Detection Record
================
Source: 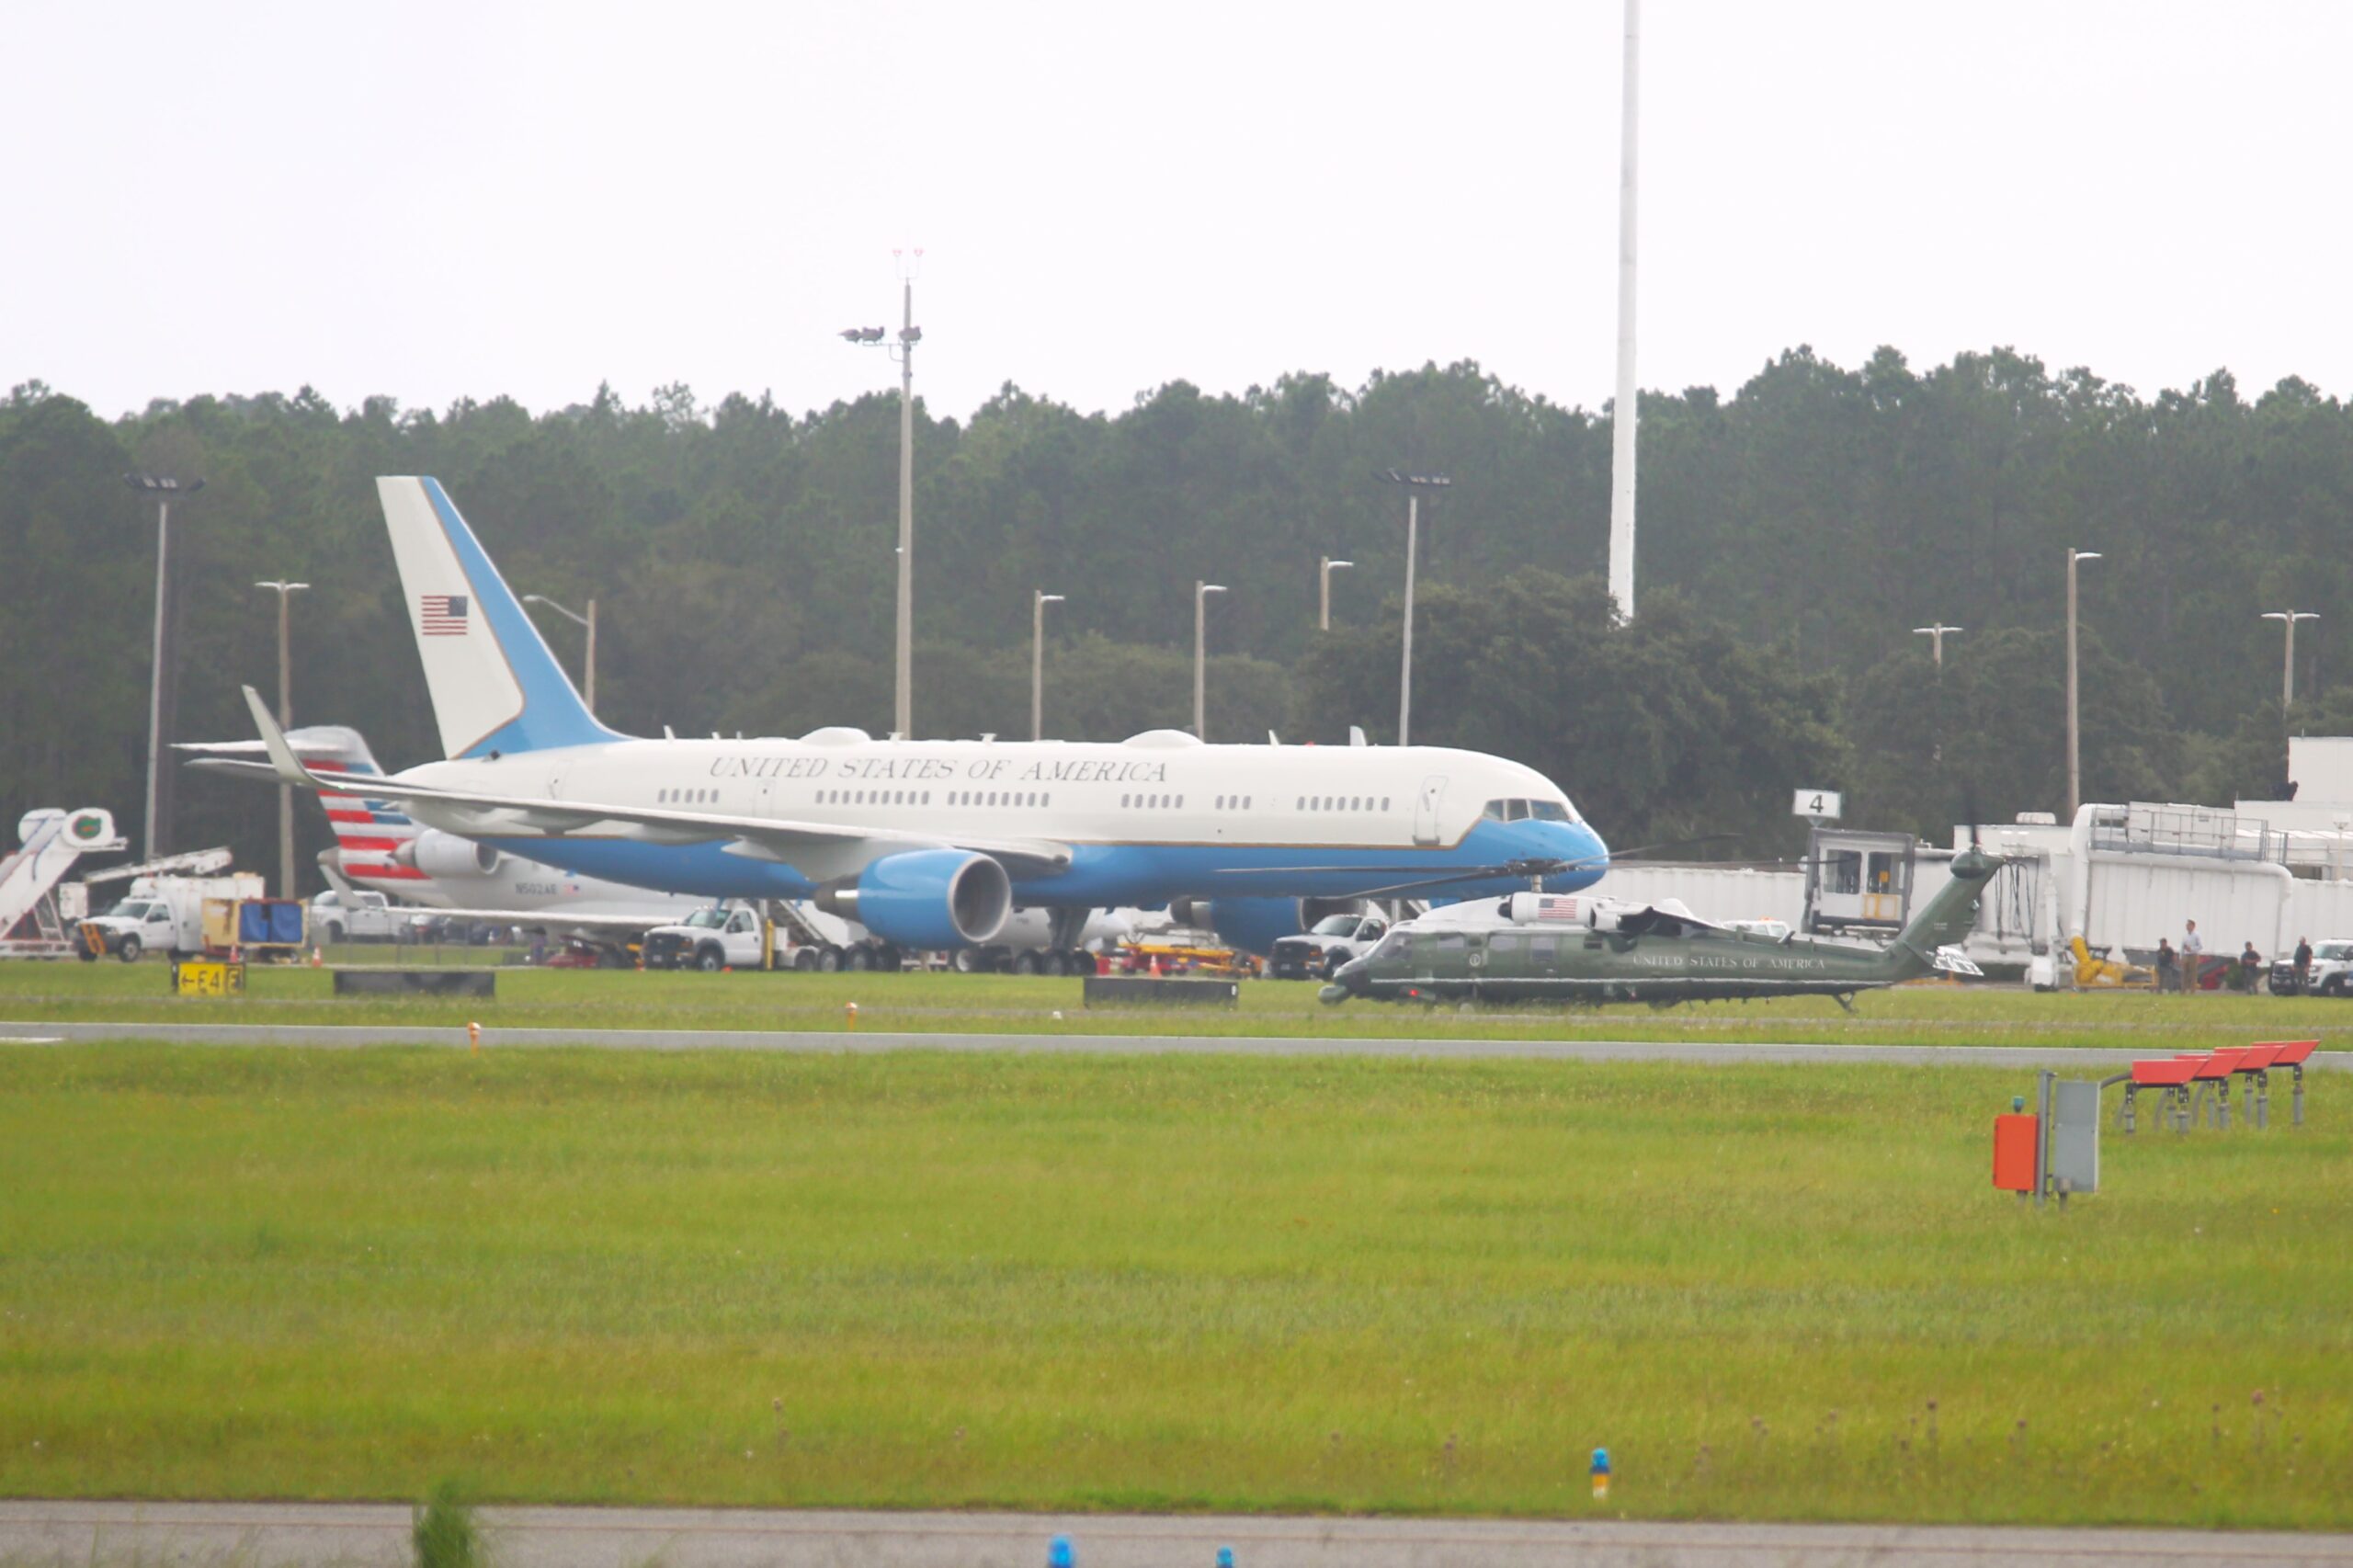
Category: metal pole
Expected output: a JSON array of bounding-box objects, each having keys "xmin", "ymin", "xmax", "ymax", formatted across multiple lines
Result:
[
  {"xmin": 584, "ymin": 597, "xmax": 597, "ymax": 716},
  {"xmin": 1400, "ymin": 495, "xmax": 1419, "ymax": 746},
  {"xmin": 1194, "ymin": 583, "xmax": 1207, "ymax": 740},
  {"xmin": 276, "ymin": 589, "xmax": 294, "ymax": 896},
  {"xmin": 144, "ymin": 499, "xmax": 169, "ymax": 861},
  {"xmin": 2066, "ymin": 551, "xmax": 2097, "ymax": 820},
  {"xmin": 1606, "ymin": 0, "xmax": 1642, "ymax": 621},
  {"xmin": 2034, "ymin": 1069, "xmax": 2053, "ymax": 1208},
  {"xmin": 1031, "ymin": 591, "xmax": 1063, "ymax": 742},
  {"xmin": 895, "ymin": 278, "xmax": 915, "ymax": 740},
  {"xmin": 1321, "ymin": 556, "xmax": 1331, "ymax": 632}
]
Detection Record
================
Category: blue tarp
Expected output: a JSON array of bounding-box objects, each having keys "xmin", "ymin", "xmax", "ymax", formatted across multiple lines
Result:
[{"xmin": 236, "ymin": 901, "xmax": 305, "ymax": 944}]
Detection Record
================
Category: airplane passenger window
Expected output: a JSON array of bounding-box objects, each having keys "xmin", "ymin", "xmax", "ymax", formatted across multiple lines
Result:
[
  {"xmin": 1243, "ymin": 796, "xmax": 1251, "ymax": 809},
  {"xmin": 1297, "ymin": 797, "xmax": 1306, "ymax": 810},
  {"xmin": 1175, "ymin": 796, "xmax": 1182, "ymax": 808},
  {"xmin": 1381, "ymin": 798, "xmax": 1391, "ymax": 811},
  {"xmin": 1122, "ymin": 794, "xmax": 1131, "ymax": 808}
]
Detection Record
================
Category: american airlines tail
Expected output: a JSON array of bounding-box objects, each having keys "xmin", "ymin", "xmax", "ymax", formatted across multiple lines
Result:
[
  {"xmin": 176, "ymin": 725, "xmax": 426, "ymax": 887},
  {"xmin": 377, "ymin": 477, "xmax": 620, "ymax": 759}
]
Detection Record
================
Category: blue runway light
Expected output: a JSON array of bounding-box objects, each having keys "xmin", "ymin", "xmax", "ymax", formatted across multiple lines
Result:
[
  {"xmin": 1048, "ymin": 1533, "xmax": 1075, "ymax": 1567},
  {"xmin": 1590, "ymin": 1445, "xmax": 1611, "ymax": 1501},
  {"xmin": 1217, "ymin": 1549, "xmax": 1235, "ymax": 1567}
]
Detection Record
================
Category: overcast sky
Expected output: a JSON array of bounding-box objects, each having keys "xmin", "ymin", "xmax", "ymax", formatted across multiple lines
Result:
[{"xmin": 8, "ymin": 1, "xmax": 2348, "ymax": 424}]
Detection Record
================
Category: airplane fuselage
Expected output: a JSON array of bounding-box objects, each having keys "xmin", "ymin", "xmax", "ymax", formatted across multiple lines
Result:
[{"xmin": 397, "ymin": 732, "xmax": 1608, "ymax": 908}]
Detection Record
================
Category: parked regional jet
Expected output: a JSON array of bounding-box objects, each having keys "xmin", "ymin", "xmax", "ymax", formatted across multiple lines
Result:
[
  {"xmin": 210, "ymin": 477, "xmax": 1608, "ymax": 956},
  {"xmin": 179, "ymin": 725, "xmax": 706, "ymax": 926}
]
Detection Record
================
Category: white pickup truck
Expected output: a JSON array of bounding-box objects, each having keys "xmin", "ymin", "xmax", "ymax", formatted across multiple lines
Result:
[
  {"xmin": 309, "ymin": 889, "xmax": 408, "ymax": 943},
  {"xmin": 81, "ymin": 873, "xmax": 263, "ymax": 961}
]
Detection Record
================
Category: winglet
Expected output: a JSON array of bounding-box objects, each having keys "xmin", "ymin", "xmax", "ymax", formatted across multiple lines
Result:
[{"xmin": 244, "ymin": 685, "xmax": 326, "ymax": 790}]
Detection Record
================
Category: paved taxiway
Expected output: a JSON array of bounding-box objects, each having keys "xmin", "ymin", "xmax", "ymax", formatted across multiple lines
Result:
[
  {"xmin": 2, "ymin": 1017, "xmax": 2347, "ymax": 1072},
  {"xmin": 5, "ymin": 1503, "xmax": 2348, "ymax": 1567}
]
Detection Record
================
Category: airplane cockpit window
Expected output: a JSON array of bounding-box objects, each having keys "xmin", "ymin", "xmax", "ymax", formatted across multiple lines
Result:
[{"xmin": 1485, "ymin": 798, "xmax": 1567, "ymax": 822}]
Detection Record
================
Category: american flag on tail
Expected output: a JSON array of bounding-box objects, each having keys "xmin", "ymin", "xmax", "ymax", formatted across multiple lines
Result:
[{"xmin": 419, "ymin": 594, "xmax": 469, "ymax": 635}]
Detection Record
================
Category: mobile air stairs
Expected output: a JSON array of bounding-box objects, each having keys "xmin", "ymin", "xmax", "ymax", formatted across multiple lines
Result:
[
  {"xmin": 1, "ymin": 807, "xmax": 235, "ymax": 960},
  {"xmin": 0, "ymin": 809, "xmax": 128, "ymax": 958}
]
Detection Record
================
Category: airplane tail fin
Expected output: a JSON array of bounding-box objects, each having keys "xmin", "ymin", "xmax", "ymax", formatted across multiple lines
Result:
[
  {"xmin": 376, "ymin": 476, "xmax": 620, "ymax": 759},
  {"xmin": 183, "ymin": 715, "xmax": 432, "ymax": 889}
]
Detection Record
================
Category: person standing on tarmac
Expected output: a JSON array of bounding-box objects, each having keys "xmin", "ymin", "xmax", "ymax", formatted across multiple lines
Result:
[
  {"xmin": 2182, "ymin": 919, "xmax": 2206, "ymax": 993},
  {"xmin": 2295, "ymin": 934, "xmax": 2314, "ymax": 993}
]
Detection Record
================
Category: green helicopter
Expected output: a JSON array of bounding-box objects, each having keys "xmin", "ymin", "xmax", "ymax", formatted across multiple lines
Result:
[{"xmin": 1319, "ymin": 844, "xmax": 2002, "ymax": 1009}]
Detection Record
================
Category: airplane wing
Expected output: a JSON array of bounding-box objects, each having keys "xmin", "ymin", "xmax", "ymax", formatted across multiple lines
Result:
[{"xmin": 204, "ymin": 687, "xmax": 1074, "ymax": 879}]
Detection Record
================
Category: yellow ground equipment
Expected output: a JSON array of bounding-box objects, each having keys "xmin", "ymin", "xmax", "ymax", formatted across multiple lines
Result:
[{"xmin": 2071, "ymin": 935, "xmax": 2154, "ymax": 989}]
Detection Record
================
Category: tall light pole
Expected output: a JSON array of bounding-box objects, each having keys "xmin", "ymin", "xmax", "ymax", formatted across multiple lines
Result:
[
  {"xmin": 125, "ymin": 472, "xmax": 203, "ymax": 859},
  {"xmin": 1912, "ymin": 623, "xmax": 1962, "ymax": 669},
  {"xmin": 1381, "ymin": 471, "xmax": 1451, "ymax": 746},
  {"xmin": 840, "ymin": 248, "xmax": 923, "ymax": 739},
  {"xmin": 1194, "ymin": 582, "xmax": 1227, "ymax": 741},
  {"xmin": 2065, "ymin": 549, "xmax": 2100, "ymax": 820},
  {"xmin": 1319, "ymin": 557, "xmax": 1353, "ymax": 631},
  {"xmin": 2261, "ymin": 610, "xmax": 2319, "ymax": 709},
  {"xmin": 253, "ymin": 581, "xmax": 310, "ymax": 897},
  {"xmin": 1031, "ymin": 590, "xmax": 1064, "ymax": 742},
  {"xmin": 522, "ymin": 594, "xmax": 597, "ymax": 713},
  {"xmin": 1607, "ymin": 0, "xmax": 1643, "ymax": 619}
]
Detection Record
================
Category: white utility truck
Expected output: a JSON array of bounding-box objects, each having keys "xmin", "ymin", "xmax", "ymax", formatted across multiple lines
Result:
[{"xmin": 83, "ymin": 873, "xmax": 264, "ymax": 961}]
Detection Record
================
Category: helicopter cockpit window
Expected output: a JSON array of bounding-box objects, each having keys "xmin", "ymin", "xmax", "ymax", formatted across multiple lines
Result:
[{"xmin": 1372, "ymin": 931, "xmax": 1411, "ymax": 960}]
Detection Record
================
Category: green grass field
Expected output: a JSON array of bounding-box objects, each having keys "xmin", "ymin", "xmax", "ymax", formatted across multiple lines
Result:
[
  {"xmin": 1, "ymin": 1043, "xmax": 2347, "ymax": 1527},
  {"xmin": 0, "ymin": 957, "xmax": 2345, "ymax": 1050}
]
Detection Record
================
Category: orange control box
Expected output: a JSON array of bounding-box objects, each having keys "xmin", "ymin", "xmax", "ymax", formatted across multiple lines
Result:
[{"xmin": 1992, "ymin": 1113, "xmax": 2040, "ymax": 1192}]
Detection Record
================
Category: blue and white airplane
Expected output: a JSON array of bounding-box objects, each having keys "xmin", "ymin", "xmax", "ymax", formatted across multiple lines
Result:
[{"xmin": 222, "ymin": 476, "xmax": 1608, "ymax": 956}]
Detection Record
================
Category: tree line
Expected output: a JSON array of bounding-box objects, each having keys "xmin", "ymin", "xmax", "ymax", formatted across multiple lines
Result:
[{"xmin": 2, "ymin": 343, "xmax": 2346, "ymax": 884}]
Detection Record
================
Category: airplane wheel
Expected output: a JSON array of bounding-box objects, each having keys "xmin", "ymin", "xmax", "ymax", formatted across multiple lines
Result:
[
  {"xmin": 1040, "ymin": 951, "xmax": 1067, "ymax": 977},
  {"xmin": 118, "ymin": 935, "xmax": 142, "ymax": 964},
  {"xmin": 1012, "ymin": 950, "xmax": 1041, "ymax": 976},
  {"xmin": 953, "ymin": 949, "xmax": 980, "ymax": 974}
]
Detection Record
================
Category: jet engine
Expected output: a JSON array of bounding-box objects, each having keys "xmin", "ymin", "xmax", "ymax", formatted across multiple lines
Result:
[
  {"xmin": 815, "ymin": 849, "xmax": 1011, "ymax": 949},
  {"xmin": 396, "ymin": 831, "xmax": 503, "ymax": 878}
]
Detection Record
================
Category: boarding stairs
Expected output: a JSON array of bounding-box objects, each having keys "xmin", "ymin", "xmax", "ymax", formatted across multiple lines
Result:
[
  {"xmin": 0, "ymin": 809, "xmax": 131, "ymax": 959},
  {"xmin": 766, "ymin": 897, "xmax": 858, "ymax": 951}
]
